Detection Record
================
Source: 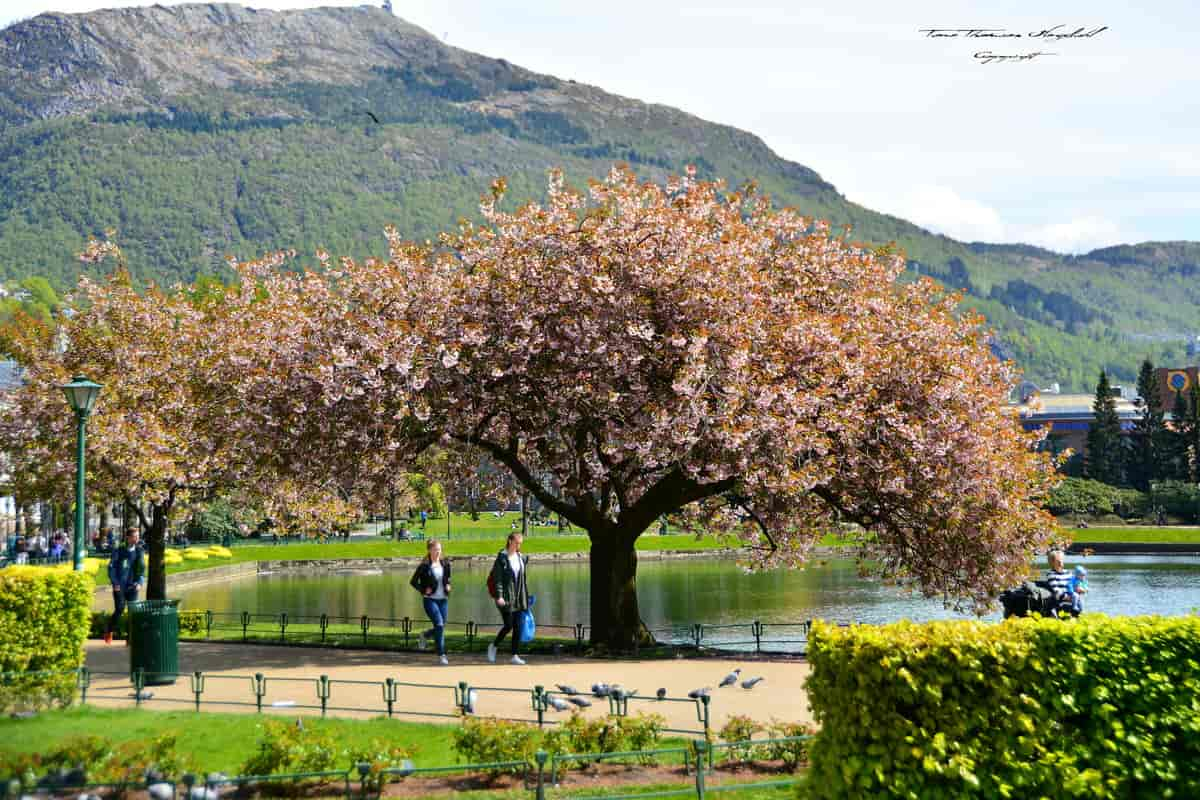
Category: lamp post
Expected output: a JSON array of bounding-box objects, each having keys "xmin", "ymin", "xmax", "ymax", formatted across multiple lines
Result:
[{"xmin": 60, "ymin": 376, "xmax": 102, "ymax": 571}]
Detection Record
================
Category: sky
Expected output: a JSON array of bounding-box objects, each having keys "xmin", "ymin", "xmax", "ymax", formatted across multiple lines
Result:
[{"xmin": 1, "ymin": 0, "xmax": 1196, "ymax": 253}]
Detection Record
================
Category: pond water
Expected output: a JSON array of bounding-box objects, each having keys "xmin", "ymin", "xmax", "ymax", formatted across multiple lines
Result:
[{"xmin": 178, "ymin": 555, "xmax": 1200, "ymax": 649}]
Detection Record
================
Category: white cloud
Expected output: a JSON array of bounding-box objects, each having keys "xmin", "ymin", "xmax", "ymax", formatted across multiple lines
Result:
[
  {"xmin": 1020, "ymin": 217, "xmax": 1125, "ymax": 254},
  {"xmin": 854, "ymin": 184, "xmax": 1006, "ymax": 242}
]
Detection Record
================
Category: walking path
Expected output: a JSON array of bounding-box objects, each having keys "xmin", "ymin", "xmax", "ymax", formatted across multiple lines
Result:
[{"xmin": 83, "ymin": 641, "xmax": 813, "ymax": 730}]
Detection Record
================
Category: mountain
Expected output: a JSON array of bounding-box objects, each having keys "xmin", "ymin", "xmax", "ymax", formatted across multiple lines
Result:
[{"xmin": 0, "ymin": 2, "xmax": 1196, "ymax": 391}]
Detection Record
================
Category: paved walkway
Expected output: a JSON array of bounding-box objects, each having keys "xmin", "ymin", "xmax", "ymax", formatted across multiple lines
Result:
[{"xmin": 84, "ymin": 641, "xmax": 813, "ymax": 731}]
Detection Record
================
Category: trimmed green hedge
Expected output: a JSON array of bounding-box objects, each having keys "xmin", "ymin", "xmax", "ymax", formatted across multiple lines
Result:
[
  {"xmin": 804, "ymin": 616, "xmax": 1200, "ymax": 799},
  {"xmin": 0, "ymin": 567, "xmax": 92, "ymax": 712},
  {"xmin": 89, "ymin": 608, "xmax": 205, "ymax": 639}
]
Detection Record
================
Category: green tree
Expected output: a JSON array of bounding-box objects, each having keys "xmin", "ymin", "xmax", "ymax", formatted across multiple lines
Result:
[
  {"xmin": 1164, "ymin": 390, "xmax": 1191, "ymax": 481},
  {"xmin": 1129, "ymin": 359, "xmax": 1166, "ymax": 490},
  {"xmin": 1085, "ymin": 370, "xmax": 1125, "ymax": 486}
]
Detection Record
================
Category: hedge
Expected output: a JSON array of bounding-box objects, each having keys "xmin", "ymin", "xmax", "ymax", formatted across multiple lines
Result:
[
  {"xmin": 0, "ymin": 567, "xmax": 93, "ymax": 712},
  {"xmin": 804, "ymin": 615, "xmax": 1200, "ymax": 799},
  {"xmin": 89, "ymin": 608, "xmax": 205, "ymax": 639}
]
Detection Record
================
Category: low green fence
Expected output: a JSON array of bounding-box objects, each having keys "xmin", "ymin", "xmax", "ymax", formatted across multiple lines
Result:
[
  {"xmin": 4, "ymin": 667, "xmax": 714, "ymax": 736},
  {"xmin": 187, "ymin": 610, "xmax": 813, "ymax": 655},
  {"xmin": 3, "ymin": 739, "xmax": 807, "ymax": 799}
]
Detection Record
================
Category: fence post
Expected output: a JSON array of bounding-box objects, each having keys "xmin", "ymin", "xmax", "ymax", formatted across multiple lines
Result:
[
  {"xmin": 574, "ymin": 623, "xmax": 585, "ymax": 655},
  {"xmin": 692, "ymin": 623, "xmax": 703, "ymax": 649},
  {"xmin": 383, "ymin": 678, "xmax": 397, "ymax": 718},
  {"xmin": 252, "ymin": 672, "xmax": 266, "ymax": 713},
  {"xmin": 465, "ymin": 621, "xmax": 476, "ymax": 652},
  {"xmin": 693, "ymin": 740, "xmax": 707, "ymax": 799},
  {"xmin": 190, "ymin": 671, "xmax": 205, "ymax": 712},
  {"xmin": 320, "ymin": 613, "xmax": 329, "ymax": 643},
  {"xmin": 361, "ymin": 615, "xmax": 370, "ymax": 646},
  {"xmin": 204, "ymin": 610, "xmax": 213, "ymax": 640},
  {"xmin": 241, "ymin": 611, "xmax": 250, "ymax": 642},
  {"xmin": 131, "ymin": 667, "xmax": 145, "ymax": 707},
  {"xmin": 457, "ymin": 681, "xmax": 473, "ymax": 715},
  {"xmin": 280, "ymin": 611, "xmax": 288, "ymax": 642},
  {"xmin": 318, "ymin": 674, "xmax": 331, "ymax": 717},
  {"xmin": 77, "ymin": 666, "xmax": 90, "ymax": 705},
  {"xmin": 532, "ymin": 685, "xmax": 546, "ymax": 728},
  {"xmin": 753, "ymin": 620, "xmax": 762, "ymax": 654},
  {"xmin": 402, "ymin": 616, "xmax": 412, "ymax": 648},
  {"xmin": 701, "ymin": 694, "xmax": 711, "ymax": 738},
  {"xmin": 535, "ymin": 750, "xmax": 547, "ymax": 800}
]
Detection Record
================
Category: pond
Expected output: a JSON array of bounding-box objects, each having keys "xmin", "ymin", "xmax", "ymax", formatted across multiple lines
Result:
[{"xmin": 177, "ymin": 555, "xmax": 1200, "ymax": 649}]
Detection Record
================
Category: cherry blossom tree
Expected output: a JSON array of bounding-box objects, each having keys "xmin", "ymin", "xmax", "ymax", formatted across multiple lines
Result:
[{"xmin": 242, "ymin": 167, "xmax": 1060, "ymax": 649}]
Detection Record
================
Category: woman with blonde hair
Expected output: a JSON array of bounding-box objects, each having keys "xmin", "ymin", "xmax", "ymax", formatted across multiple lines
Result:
[{"xmin": 410, "ymin": 538, "xmax": 452, "ymax": 664}]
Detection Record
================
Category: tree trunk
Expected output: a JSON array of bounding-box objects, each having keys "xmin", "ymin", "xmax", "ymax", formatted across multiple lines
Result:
[
  {"xmin": 146, "ymin": 504, "xmax": 169, "ymax": 600},
  {"xmin": 588, "ymin": 529, "xmax": 654, "ymax": 651}
]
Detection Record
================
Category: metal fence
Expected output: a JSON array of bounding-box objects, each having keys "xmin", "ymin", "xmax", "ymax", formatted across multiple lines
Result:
[
  {"xmin": 5, "ymin": 667, "xmax": 714, "ymax": 737},
  {"xmin": 191, "ymin": 610, "xmax": 813, "ymax": 656},
  {"xmin": 3, "ymin": 738, "xmax": 807, "ymax": 800}
]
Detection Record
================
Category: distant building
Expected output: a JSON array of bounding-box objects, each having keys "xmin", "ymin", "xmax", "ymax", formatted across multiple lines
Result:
[
  {"xmin": 1155, "ymin": 367, "xmax": 1200, "ymax": 413},
  {"xmin": 1014, "ymin": 392, "xmax": 1141, "ymax": 459}
]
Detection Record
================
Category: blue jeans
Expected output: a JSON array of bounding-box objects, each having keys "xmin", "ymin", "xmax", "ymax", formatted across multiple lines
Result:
[
  {"xmin": 422, "ymin": 597, "xmax": 448, "ymax": 655},
  {"xmin": 106, "ymin": 585, "xmax": 139, "ymax": 635}
]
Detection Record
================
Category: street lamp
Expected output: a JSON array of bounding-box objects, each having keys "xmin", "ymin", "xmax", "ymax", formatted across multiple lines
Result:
[{"xmin": 60, "ymin": 376, "xmax": 101, "ymax": 571}]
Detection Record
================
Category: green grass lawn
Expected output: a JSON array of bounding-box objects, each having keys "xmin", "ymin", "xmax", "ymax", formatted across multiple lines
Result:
[
  {"xmin": 1066, "ymin": 526, "xmax": 1200, "ymax": 544},
  {"xmin": 0, "ymin": 707, "xmax": 798, "ymax": 799}
]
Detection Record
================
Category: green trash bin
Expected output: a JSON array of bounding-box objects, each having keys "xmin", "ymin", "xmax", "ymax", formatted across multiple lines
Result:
[{"xmin": 128, "ymin": 599, "xmax": 180, "ymax": 686}]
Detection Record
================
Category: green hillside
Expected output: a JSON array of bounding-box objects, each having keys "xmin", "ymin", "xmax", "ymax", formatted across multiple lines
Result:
[{"xmin": 0, "ymin": 2, "xmax": 1196, "ymax": 390}]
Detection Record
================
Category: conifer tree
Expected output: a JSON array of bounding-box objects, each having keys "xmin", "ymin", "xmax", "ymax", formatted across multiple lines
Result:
[
  {"xmin": 1129, "ymin": 359, "xmax": 1166, "ymax": 490},
  {"xmin": 1166, "ymin": 389, "xmax": 1191, "ymax": 481},
  {"xmin": 1086, "ymin": 370, "xmax": 1125, "ymax": 486}
]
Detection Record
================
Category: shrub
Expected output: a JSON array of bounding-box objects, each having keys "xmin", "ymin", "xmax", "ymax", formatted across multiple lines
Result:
[
  {"xmin": 89, "ymin": 608, "xmax": 205, "ymax": 638},
  {"xmin": 0, "ymin": 567, "xmax": 92, "ymax": 712},
  {"xmin": 542, "ymin": 712, "xmax": 666, "ymax": 767},
  {"xmin": 343, "ymin": 740, "xmax": 416, "ymax": 791},
  {"xmin": 717, "ymin": 715, "xmax": 764, "ymax": 763},
  {"xmin": 803, "ymin": 616, "xmax": 1200, "ymax": 798},
  {"xmin": 240, "ymin": 719, "xmax": 338, "ymax": 776},
  {"xmin": 451, "ymin": 717, "xmax": 542, "ymax": 773},
  {"xmin": 0, "ymin": 733, "xmax": 193, "ymax": 791},
  {"xmin": 763, "ymin": 720, "xmax": 813, "ymax": 770}
]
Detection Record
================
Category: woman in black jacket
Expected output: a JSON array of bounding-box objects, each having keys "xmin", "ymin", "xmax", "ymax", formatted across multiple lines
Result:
[
  {"xmin": 410, "ymin": 539, "xmax": 452, "ymax": 664},
  {"xmin": 487, "ymin": 532, "xmax": 529, "ymax": 664}
]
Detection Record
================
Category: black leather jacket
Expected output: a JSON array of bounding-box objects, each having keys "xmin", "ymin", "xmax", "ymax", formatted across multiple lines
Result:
[{"xmin": 409, "ymin": 558, "xmax": 452, "ymax": 595}]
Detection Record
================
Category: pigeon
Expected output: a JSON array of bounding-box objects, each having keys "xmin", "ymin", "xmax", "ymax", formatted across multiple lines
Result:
[
  {"xmin": 556, "ymin": 684, "xmax": 581, "ymax": 696},
  {"xmin": 612, "ymin": 687, "xmax": 639, "ymax": 701},
  {"xmin": 567, "ymin": 696, "xmax": 592, "ymax": 708},
  {"xmin": 656, "ymin": 688, "xmax": 667, "ymax": 700},
  {"xmin": 591, "ymin": 683, "xmax": 611, "ymax": 697},
  {"xmin": 148, "ymin": 783, "xmax": 174, "ymax": 800},
  {"xmin": 687, "ymin": 687, "xmax": 711, "ymax": 699},
  {"xmin": 719, "ymin": 669, "xmax": 741, "ymax": 688},
  {"xmin": 741, "ymin": 677, "xmax": 764, "ymax": 690},
  {"xmin": 463, "ymin": 688, "xmax": 478, "ymax": 714},
  {"xmin": 547, "ymin": 696, "xmax": 571, "ymax": 712}
]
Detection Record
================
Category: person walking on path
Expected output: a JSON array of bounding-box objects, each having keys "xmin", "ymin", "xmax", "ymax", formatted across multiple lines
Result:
[
  {"xmin": 488, "ymin": 532, "xmax": 530, "ymax": 665},
  {"xmin": 419, "ymin": 509, "xmax": 428, "ymax": 530},
  {"xmin": 410, "ymin": 538, "xmax": 452, "ymax": 665},
  {"xmin": 104, "ymin": 529, "xmax": 145, "ymax": 644}
]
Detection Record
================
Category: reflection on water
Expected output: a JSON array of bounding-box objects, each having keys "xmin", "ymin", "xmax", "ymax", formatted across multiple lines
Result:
[{"xmin": 178, "ymin": 555, "xmax": 1200, "ymax": 631}]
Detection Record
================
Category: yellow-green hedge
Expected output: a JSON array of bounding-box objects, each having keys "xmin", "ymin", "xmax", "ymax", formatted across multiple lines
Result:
[
  {"xmin": 0, "ymin": 567, "xmax": 93, "ymax": 712},
  {"xmin": 804, "ymin": 615, "xmax": 1200, "ymax": 799}
]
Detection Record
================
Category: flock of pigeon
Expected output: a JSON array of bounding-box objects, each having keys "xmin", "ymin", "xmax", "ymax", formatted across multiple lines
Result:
[{"xmin": 545, "ymin": 668, "xmax": 762, "ymax": 712}]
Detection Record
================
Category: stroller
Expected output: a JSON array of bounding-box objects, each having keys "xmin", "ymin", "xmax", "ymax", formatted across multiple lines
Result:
[{"xmin": 999, "ymin": 580, "xmax": 1076, "ymax": 619}]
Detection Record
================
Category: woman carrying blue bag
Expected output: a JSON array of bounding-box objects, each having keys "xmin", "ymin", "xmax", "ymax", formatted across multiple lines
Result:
[{"xmin": 487, "ymin": 532, "xmax": 533, "ymax": 664}]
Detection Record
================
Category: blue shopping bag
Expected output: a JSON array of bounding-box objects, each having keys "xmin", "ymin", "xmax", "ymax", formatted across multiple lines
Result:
[{"xmin": 517, "ymin": 594, "xmax": 537, "ymax": 643}]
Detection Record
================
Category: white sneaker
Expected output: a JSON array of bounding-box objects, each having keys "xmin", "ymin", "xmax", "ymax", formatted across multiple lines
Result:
[
  {"xmin": 418, "ymin": 633, "xmax": 427, "ymax": 651},
  {"xmin": 511, "ymin": 655, "xmax": 526, "ymax": 665},
  {"xmin": 439, "ymin": 655, "xmax": 449, "ymax": 665},
  {"xmin": 487, "ymin": 643, "xmax": 497, "ymax": 663}
]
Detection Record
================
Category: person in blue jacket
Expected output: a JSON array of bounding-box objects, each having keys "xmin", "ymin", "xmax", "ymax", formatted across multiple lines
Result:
[{"xmin": 104, "ymin": 529, "xmax": 145, "ymax": 643}]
